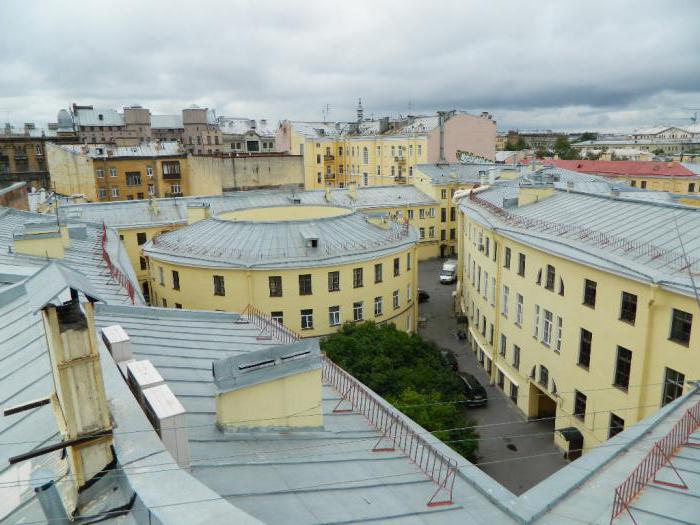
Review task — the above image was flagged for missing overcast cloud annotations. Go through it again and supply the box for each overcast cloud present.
[1,0,699,132]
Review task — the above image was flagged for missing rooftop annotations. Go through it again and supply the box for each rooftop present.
[57,141,185,158]
[459,167,700,299]
[545,159,699,178]
[217,117,275,138]
[57,185,438,229]
[143,208,417,268]
[416,163,521,184]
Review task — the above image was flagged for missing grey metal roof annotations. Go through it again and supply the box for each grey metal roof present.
[74,107,125,127]
[0,208,141,305]
[58,141,184,158]
[57,185,437,229]
[213,339,321,394]
[23,261,104,311]
[143,210,417,269]
[151,114,184,129]
[416,163,520,184]
[460,168,700,298]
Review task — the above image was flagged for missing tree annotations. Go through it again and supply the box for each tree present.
[576,132,598,143]
[535,147,548,159]
[322,321,479,461]
[504,136,529,151]
[652,148,665,156]
[553,135,580,160]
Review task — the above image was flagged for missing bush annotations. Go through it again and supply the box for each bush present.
[322,321,478,460]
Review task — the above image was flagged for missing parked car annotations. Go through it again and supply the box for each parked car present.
[418,289,430,303]
[439,261,457,284]
[439,349,459,371]
[459,373,488,407]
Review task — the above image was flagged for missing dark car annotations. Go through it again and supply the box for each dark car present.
[440,349,458,371]
[459,373,488,407]
[418,289,430,303]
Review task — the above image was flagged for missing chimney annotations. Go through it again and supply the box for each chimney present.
[479,170,488,186]
[13,222,70,259]
[324,186,332,201]
[357,98,364,123]
[488,167,497,184]
[213,340,323,432]
[437,111,448,164]
[347,181,358,200]
[41,295,113,488]
[101,324,132,362]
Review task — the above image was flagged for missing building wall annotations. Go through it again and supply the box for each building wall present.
[619,176,700,194]
[458,207,700,453]
[0,183,28,210]
[426,113,496,163]
[1,136,51,189]
[46,144,98,201]
[147,247,419,337]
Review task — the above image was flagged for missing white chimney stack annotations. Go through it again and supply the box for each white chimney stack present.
[101,325,132,362]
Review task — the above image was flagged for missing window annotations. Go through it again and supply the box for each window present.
[419,227,425,239]
[126,172,142,186]
[162,298,167,308]
[504,247,511,268]
[299,274,312,295]
[609,413,625,439]
[139,257,147,271]
[329,306,340,326]
[374,296,383,316]
[669,308,692,346]
[641,180,647,189]
[429,226,435,238]
[158,266,164,286]
[419,208,425,219]
[301,309,314,330]
[489,323,494,345]
[689,183,696,193]
[393,257,400,276]
[440,208,447,223]
[450,228,456,240]
[497,370,505,389]
[501,286,509,317]
[578,328,592,369]
[353,301,364,321]
[170,183,181,194]
[515,294,524,325]
[620,292,637,324]
[510,383,519,403]
[583,279,597,307]
[172,270,180,290]
[533,305,541,338]
[110,167,117,177]
[536,269,542,286]
[428,208,435,218]
[374,263,383,283]
[213,275,225,296]
[147,166,153,177]
[98,188,106,199]
[483,271,489,299]
[613,346,632,390]
[111,187,120,198]
[573,391,587,421]
[542,310,553,345]
[96,169,104,178]
[353,267,363,288]
[512,345,520,370]
[450,207,456,222]
[441,230,446,241]
[518,253,526,276]
[441,189,447,199]
[271,311,284,325]
[407,253,411,271]
[490,277,496,306]
[175,303,182,309]
[362,147,368,164]
[500,334,507,356]
[555,316,563,352]
[559,278,565,296]
[662,367,685,406]
[545,265,555,291]
[539,365,549,388]
[269,276,283,297]
[328,271,340,292]
[137,232,147,245]
[393,290,400,309]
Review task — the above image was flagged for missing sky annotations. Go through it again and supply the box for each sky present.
[1,0,699,133]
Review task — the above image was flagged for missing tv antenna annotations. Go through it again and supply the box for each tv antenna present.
[322,104,331,122]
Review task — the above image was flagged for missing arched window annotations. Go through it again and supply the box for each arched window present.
[363,147,368,164]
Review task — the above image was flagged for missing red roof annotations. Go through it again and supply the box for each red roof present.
[545,159,697,178]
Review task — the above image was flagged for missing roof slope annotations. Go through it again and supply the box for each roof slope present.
[546,159,697,178]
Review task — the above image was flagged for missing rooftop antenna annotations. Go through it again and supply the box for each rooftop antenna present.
[322,104,331,122]
[682,108,700,125]
[408,100,413,114]
[673,211,700,310]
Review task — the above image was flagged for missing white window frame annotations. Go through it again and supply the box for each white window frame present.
[374,296,383,316]
[110,167,117,177]
[393,290,400,309]
[516,293,524,325]
[96,169,104,178]
[353,301,364,322]
[146,166,153,177]
[556,316,563,353]
[543,309,553,346]
[533,304,540,338]
[111,187,119,198]
[329,306,340,326]
[301,309,314,329]
[501,286,509,317]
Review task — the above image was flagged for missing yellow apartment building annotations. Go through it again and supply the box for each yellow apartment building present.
[456,167,700,454]
[57,184,445,302]
[143,204,418,336]
[46,142,190,202]
[276,107,496,190]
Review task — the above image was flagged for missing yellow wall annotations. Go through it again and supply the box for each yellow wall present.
[216,368,322,429]
[46,144,98,201]
[147,246,419,337]
[624,176,700,194]
[459,212,700,453]
[220,205,350,222]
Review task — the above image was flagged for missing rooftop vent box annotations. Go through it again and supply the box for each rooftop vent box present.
[142,384,190,468]
[101,324,132,362]
[126,359,165,406]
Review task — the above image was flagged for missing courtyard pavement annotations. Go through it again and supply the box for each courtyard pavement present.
[417,258,568,495]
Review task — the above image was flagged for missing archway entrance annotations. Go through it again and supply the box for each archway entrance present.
[529,382,557,419]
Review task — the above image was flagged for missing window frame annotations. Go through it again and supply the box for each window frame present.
[269,275,283,297]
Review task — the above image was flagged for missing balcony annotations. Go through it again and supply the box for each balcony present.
[324,173,336,180]
[162,171,181,180]
[394,155,406,164]
[323,154,335,162]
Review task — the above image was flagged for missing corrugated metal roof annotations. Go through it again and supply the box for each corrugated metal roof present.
[218,117,275,138]
[460,168,700,298]
[416,163,519,184]
[74,108,125,127]
[546,159,698,178]
[57,185,438,229]
[144,210,417,268]
[58,141,184,158]
[151,114,184,129]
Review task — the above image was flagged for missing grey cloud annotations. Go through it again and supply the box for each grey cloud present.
[1,0,699,132]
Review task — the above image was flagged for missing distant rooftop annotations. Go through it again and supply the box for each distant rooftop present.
[58,141,185,158]
[545,159,699,178]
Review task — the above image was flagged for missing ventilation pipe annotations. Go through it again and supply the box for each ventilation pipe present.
[437,111,448,164]
[488,167,497,184]
[479,170,488,186]
[31,470,70,524]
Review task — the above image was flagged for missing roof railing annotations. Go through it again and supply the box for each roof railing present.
[610,397,700,524]
[240,304,301,344]
[100,224,136,304]
[322,355,458,507]
[468,193,700,272]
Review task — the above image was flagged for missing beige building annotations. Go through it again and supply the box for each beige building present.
[276,105,497,189]
[457,167,700,454]
[218,117,277,153]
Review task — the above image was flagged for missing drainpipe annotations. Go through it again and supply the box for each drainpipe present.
[636,284,658,421]
[31,470,70,524]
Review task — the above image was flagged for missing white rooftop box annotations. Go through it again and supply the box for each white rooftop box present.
[142,384,190,469]
[126,360,165,406]
[101,325,132,362]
